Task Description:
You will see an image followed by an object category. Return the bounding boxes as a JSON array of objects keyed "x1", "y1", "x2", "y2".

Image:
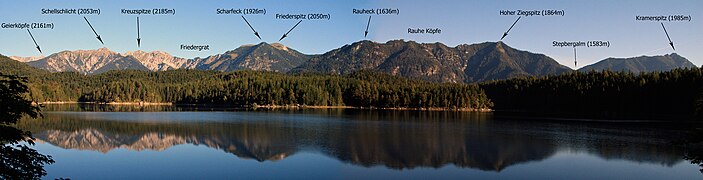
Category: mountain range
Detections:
[
  {"x1": 6, "y1": 40, "x2": 697, "y2": 82},
  {"x1": 15, "y1": 42, "x2": 309, "y2": 75},
  {"x1": 26, "y1": 48, "x2": 150, "y2": 74},
  {"x1": 293, "y1": 40, "x2": 571, "y2": 82}
]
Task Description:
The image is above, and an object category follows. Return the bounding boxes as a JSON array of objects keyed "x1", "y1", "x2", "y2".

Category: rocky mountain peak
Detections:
[
  {"x1": 494, "y1": 42, "x2": 508, "y2": 55},
  {"x1": 124, "y1": 50, "x2": 188, "y2": 71},
  {"x1": 9, "y1": 55, "x2": 45, "y2": 62},
  {"x1": 270, "y1": 43, "x2": 288, "y2": 51},
  {"x1": 26, "y1": 48, "x2": 148, "y2": 74},
  {"x1": 68, "y1": 47, "x2": 118, "y2": 57},
  {"x1": 125, "y1": 50, "x2": 172, "y2": 57},
  {"x1": 667, "y1": 53, "x2": 682, "y2": 58}
]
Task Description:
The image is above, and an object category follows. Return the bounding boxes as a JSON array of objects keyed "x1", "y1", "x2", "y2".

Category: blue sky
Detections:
[{"x1": 1, "y1": 0, "x2": 701, "y2": 68}]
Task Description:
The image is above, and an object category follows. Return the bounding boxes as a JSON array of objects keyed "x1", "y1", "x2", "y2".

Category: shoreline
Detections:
[
  {"x1": 36, "y1": 101, "x2": 173, "y2": 106},
  {"x1": 34, "y1": 101, "x2": 492, "y2": 112},
  {"x1": 252, "y1": 104, "x2": 493, "y2": 112}
]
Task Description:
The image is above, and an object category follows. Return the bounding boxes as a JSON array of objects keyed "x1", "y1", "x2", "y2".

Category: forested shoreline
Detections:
[
  {"x1": 11, "y1": 69, "x2": 493, "y2": 110},
  {"x1": 481, "y1": 67, "x2": 703, "y2": 120}
]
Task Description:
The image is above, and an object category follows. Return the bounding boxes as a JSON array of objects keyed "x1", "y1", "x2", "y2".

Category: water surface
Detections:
[{"x1": 18, "y1": 105, "x2": 702, "y2": 179}]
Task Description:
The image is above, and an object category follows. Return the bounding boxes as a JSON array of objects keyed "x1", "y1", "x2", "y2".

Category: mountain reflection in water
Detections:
[{"x1": 17, "y1": 108, "x2": 691, "y2": 172}]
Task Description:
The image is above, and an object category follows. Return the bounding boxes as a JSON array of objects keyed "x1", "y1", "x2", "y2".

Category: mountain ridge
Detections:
[
  {"x1": 14, "y1": 42, "x2": 308, "y2": 74},
  {"x1": 26, "y1": 47, "x2": 149, "y2": 74},
  {"x1": 9, "y1": 55, "x2": 44, "y2": 62},
  {"x1": 578, "y1": 53, "x2": 697, "y2": 73},
  {"x1": 193, "y1": 42, "x2": 309, "y2": 72},
  {"x1": 124, "y1": 50, "x2": 194, "y2": 71},
  {"x1": 6, "y1": 40, "x2": 696, "y2": 82},
  {"x1": 292, "y1": 40, "x2": 571, "y2": 83}
]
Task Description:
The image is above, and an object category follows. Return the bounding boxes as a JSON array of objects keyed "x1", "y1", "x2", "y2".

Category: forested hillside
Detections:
[{"x1": 46, "y1": 70, "x2": 491, "y2": 109}]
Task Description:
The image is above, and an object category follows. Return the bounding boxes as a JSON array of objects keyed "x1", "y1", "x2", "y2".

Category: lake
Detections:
[{"x1": 16, "y1": 105, "x2": 702, "y2": 179}]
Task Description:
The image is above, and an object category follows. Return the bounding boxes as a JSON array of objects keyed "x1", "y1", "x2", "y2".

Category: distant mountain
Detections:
[
  {"x1": 92, "y1": 56, "x2": 151, "y2": 74},
  {"x1": 16, "y1": 42, "x2": 311, "y2": 74},
  {"x1": 16, "y1": 49, "x2": 192, "y2": 73},
  {"x1": 26, "y1": 48, "x2": 149, "y2": 74},
  {"x1": 9, "y1": 55, "x2": 44, "y2": 62},
  {"x1": 292, "y1": 40, "x2": 571, "y2": 83},
  {"x1": 192, "y1": 42, "x2": 309, "y2": 73},
  {"x1": 124, "y1": 50, "x2": 195, "y2": 71},
  {"x1": 463, "y1": 42, "x2": 571, "y2": 82},
  {"x1": 579, "y1": 53, "x2": 697, "y2": 73}
]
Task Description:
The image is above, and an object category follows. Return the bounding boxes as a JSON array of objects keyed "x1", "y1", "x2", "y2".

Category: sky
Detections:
[{"x1": 0, "y1": 0, "x2": 701, "y2": 68}]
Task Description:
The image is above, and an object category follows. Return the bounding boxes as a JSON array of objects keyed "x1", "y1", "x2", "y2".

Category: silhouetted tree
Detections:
[{"x1": 0, "y1": 74, "x2": 54, "y2": 179}]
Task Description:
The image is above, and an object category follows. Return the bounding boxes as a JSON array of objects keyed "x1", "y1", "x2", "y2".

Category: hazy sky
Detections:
[{"x1": 1, "y1": 0, "x2": 701, "y2": 68}]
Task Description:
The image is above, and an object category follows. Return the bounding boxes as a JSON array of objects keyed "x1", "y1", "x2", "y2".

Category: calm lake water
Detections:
[{"x1": 17, "y1": 105, "x2": 702, "y2": 179}]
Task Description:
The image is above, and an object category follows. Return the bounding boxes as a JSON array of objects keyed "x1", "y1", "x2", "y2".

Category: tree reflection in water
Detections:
[
  {"x1": 17, "y1": 109, "x2": 696, "y2": 173},
  {"x1": 681, "y1": 128, "x2": 703, "y2": 174}
]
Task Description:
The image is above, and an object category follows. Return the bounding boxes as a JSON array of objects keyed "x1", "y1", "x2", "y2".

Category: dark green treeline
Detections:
[
  {"x1": 481, "y1": 68, "x2": 703, "y2": 120},
  {"x1": 21, "y1": 69, "x2": 492, "y2": 109}
]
